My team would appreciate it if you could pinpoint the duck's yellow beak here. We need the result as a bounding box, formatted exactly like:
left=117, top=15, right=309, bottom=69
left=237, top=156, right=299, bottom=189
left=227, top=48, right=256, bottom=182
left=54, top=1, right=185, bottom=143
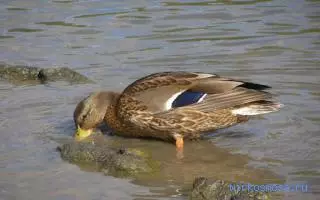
left=74, top=125, right=93, bottom=141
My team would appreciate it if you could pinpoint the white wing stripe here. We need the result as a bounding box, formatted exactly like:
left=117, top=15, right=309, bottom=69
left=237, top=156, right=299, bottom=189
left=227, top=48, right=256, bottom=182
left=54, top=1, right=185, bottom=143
left=165, top=91, right=185, bottom=110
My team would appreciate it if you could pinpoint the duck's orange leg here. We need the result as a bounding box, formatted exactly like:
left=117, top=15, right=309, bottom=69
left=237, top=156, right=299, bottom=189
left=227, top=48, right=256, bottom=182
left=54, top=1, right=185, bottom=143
left=176, top=137, right=184, bottom=150
left=173, top=133, right=184, bottom=159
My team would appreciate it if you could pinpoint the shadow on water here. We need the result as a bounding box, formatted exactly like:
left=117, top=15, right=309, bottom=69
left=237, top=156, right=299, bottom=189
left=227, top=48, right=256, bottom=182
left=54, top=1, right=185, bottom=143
left=54, top=125, right=285, bottom=198
left=49, top=105, right=285, bottom=197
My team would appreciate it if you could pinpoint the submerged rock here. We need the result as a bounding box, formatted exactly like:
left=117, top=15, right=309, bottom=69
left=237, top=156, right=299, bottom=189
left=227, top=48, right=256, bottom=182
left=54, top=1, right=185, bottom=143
left=0, top=63, right=93, bottom=84
left=190, top=177, right=271, bottom=200
left=57, top=133, right=159, bottom=178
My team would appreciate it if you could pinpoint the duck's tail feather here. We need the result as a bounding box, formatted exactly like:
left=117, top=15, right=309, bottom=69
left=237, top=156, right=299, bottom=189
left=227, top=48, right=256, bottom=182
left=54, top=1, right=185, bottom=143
left=239, top=81, right=271, bottom=90
left=231, top=101, right=283, bottom=116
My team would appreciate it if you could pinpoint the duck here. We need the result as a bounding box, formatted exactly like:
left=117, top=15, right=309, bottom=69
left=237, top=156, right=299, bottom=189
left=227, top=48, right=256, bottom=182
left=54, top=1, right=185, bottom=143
left=73, top=71, right=282, bottom=151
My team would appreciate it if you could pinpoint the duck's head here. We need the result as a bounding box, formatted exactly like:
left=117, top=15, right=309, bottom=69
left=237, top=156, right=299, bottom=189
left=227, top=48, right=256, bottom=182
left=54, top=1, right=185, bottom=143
left=73, top=91, right=119, bottom=141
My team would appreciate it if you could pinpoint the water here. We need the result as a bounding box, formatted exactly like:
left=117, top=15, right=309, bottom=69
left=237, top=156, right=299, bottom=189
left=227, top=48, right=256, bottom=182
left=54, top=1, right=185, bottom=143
left=1, top=0, right=319, bottom=199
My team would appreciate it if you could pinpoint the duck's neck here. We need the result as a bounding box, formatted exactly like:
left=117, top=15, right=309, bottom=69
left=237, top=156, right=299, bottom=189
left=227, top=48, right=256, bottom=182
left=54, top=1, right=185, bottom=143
left=104, top=92, right=124, bottom=132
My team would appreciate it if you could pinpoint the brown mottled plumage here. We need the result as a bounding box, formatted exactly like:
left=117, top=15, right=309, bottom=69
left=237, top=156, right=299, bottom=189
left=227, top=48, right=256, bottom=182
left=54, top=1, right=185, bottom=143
left=73, top=71, right=282, bottom=148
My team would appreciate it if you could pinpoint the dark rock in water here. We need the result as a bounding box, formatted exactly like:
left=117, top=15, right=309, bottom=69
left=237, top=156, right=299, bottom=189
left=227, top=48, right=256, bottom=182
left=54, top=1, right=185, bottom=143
left=190, top=177, right=271, bottom=200
left=57, top=133, right=159, bottom=178
left=0, top=63, right=94, bottom=84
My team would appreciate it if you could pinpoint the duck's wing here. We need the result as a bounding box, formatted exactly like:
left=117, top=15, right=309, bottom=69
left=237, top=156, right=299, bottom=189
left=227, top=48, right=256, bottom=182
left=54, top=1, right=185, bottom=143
left=120, top=71, right=271, bottom=113
left=155, top=84, right=277, bottom=122
left=184, top=87, right=273, bottom=112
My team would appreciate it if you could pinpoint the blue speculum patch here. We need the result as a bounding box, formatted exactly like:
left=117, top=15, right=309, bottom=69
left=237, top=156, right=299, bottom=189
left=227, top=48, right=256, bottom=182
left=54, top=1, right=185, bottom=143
left=172, top=91, right=206, bottom=108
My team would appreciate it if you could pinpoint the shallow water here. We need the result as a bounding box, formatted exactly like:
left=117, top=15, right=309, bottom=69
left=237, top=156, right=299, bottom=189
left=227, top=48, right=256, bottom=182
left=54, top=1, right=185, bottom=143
left=0, top=0, right=319, bottom=199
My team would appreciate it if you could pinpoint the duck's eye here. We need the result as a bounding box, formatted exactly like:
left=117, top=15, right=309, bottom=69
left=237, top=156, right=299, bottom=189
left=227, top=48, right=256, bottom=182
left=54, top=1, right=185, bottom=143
left=80, top=113, right=88, bottom=121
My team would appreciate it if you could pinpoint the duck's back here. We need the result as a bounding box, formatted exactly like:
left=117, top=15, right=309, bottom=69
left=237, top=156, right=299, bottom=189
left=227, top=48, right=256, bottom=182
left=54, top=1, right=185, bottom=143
left=113, top=71, right=281, bottom=141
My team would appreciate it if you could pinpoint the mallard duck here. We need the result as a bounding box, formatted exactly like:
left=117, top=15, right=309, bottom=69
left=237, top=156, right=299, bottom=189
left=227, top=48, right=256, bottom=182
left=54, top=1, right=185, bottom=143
left=74, top=71, right=282, bottom=150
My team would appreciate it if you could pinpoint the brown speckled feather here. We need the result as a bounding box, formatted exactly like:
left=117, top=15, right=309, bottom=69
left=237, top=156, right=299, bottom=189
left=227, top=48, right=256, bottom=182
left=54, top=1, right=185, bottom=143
left=121, top=72, right=214, bottom=112
left=108, top=71, right=277, bottom=141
